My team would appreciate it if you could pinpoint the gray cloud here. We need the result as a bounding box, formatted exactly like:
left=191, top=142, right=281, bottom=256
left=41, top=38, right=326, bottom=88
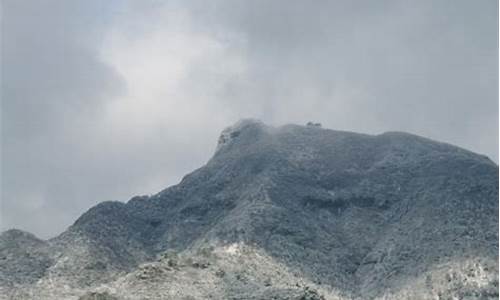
left=1, top=0, right=126, bottom=236
left=1, top=0, right=497, bottom=238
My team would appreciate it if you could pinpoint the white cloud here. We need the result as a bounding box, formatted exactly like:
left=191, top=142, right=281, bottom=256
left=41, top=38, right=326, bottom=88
left=98, top=2, right=250, bottom=145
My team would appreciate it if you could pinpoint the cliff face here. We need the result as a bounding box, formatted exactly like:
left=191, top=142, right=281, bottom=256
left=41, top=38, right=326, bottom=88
left=1, top=120, right=498, bottom=300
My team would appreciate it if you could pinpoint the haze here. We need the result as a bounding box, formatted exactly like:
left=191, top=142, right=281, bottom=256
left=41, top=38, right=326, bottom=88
left=1, top=0, right=498, bottom=238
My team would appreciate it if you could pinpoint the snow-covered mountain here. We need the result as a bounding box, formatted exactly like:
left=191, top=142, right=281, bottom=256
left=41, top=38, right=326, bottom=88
left=1, top=120, right=498, bottom=299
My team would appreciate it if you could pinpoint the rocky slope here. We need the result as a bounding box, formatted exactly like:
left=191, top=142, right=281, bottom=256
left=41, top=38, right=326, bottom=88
left=1, top=120, right=498, bottom=299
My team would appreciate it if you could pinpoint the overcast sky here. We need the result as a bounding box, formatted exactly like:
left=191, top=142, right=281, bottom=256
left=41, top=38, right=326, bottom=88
left=1, top=0, right=498, bottom=238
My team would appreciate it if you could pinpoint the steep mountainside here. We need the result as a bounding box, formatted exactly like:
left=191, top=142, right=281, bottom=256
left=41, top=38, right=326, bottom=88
left=1, top=120, right=498, bottom=299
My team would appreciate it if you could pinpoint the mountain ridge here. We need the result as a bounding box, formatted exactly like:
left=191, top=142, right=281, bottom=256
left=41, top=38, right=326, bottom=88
left=1, top=119, right=498, bottom=299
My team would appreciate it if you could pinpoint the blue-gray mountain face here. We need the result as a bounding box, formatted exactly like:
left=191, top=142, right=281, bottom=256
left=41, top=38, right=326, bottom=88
left=1, top=120, right=498, bottom=300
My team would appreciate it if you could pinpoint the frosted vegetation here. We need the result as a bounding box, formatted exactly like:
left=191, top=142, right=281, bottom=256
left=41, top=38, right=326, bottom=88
left=1, top=120, right=498, bottom=299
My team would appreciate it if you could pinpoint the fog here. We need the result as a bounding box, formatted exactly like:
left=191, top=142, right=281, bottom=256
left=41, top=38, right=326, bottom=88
left=1, top=0, right=497, bottom=238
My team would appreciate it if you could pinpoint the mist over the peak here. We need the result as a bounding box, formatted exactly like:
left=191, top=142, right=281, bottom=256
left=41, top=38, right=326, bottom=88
left=1, top=0, right=497, bottom=238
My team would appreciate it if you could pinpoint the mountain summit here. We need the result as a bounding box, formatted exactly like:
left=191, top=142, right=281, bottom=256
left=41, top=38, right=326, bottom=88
left=1, top=120, right=498, bottom=300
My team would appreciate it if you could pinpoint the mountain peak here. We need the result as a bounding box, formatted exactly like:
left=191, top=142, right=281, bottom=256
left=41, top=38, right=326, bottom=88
left=1, top=121, right=498, bottom=300
left=0, top=228, right=42, bottom=242
left=215, top=119, right=269, bottom=152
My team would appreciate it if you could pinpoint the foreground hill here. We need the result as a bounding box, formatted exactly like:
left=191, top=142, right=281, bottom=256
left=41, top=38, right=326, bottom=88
left=1, top=120, right=498, bottom=299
